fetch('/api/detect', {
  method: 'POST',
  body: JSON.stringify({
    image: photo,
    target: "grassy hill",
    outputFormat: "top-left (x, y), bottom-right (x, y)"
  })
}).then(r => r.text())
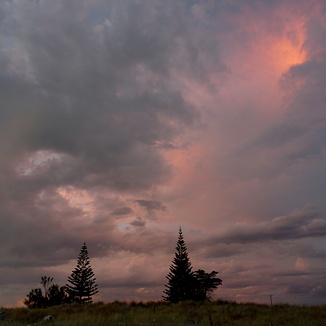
top-left (1, 300), bottom-right (326, 325)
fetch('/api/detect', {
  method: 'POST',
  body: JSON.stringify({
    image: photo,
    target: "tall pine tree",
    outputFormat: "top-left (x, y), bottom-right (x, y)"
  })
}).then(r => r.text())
top-left (66, 242), bottom-right (98, 303)
top-left (163, 227), bottom-right (196, 302)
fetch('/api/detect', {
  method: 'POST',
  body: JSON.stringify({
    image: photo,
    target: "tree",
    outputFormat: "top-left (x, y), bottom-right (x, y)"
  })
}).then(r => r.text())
top-left (66, 242), bottom-right (98, 303)
top-left (24, 276), bottom-right (69, 308)
top-left (47, 284), bottom-right (70, 306)
top-left (24, 288), bottom-right (45, 308)
top-left (163, 227), bottom-right (197, 302)
top-left (193, 269), bottom-right (222, 301)
top-left (163, 228), bottom-right (223, 303)
top-left (41, 276), bottom-right (53, 298)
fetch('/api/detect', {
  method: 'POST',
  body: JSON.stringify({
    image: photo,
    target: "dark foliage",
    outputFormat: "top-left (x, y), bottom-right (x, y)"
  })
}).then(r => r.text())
top-left (163, 228), bottom-right (222, 303)
top-left (163, 227), bottom-right (197, 302)
top-left (24, 276), bottom-right (69, 308)
top-left (24, 288), bottom-right (45, 309)
top-left (66, 242), bottom-right (99, 303)
top-left (193, 269), bottom-right (222, 301)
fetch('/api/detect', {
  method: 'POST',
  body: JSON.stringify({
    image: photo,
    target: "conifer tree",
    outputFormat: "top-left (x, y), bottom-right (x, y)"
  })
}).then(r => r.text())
top-left (163, 227), bottom-right (196, 302)
top-left (66, 242), bottom-right (98, 303)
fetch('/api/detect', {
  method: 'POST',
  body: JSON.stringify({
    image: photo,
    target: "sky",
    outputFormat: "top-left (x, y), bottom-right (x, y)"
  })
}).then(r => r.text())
top-left (0, 0), bottom-right (326, 307)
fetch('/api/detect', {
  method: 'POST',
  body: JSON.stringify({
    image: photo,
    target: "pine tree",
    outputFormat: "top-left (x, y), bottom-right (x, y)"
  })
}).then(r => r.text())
top-left (163, 227), bottom-right (196, 302)
top-left (66, 242), bottom-right (99, 303)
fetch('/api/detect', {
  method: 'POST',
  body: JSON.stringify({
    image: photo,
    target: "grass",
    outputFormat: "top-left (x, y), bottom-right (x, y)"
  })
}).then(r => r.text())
top-left (1, 300), bottom-right (326, 325)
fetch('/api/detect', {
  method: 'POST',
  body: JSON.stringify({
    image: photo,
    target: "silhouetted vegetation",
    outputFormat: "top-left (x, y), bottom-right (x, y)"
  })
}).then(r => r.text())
top-left (24, 242), bottom-right (98, 308)
top-left (66, 242), bottom-right (99, 303)
top-left (24, 276), bottom-right (70, 308)
top-left (163, 228), bottom-right (222, 303)
top-left (14, 233), bottom-right (326, 325)
top-left (193, 269), bottom-right (222, 301)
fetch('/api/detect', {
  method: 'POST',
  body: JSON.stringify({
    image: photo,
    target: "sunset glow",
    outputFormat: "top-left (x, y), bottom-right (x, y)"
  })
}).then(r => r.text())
top-left (1, 0), bottom-right (326, 307)
top-left (270, 27), bottom-right (307, 73)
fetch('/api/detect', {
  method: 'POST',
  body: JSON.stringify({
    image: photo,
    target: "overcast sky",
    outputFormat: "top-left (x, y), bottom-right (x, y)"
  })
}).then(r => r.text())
top-left (1, 0), bottom-right (326, 307)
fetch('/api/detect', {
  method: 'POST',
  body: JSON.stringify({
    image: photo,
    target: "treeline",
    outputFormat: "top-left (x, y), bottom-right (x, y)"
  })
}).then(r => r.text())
top-left (24, 228), bottom-right (222, 308)
top-left (24, 243), bottom-right (98, 308)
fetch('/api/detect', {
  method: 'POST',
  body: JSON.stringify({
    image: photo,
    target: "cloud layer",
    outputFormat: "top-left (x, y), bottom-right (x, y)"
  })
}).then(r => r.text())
top-left (0, 0), bottom-right (326, 306)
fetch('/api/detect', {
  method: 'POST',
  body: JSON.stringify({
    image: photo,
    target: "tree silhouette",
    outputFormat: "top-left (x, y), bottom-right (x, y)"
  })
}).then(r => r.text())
top-left (193, 269), bottom-right (222, 301)
top-left (47, 283), bottom-right (70, 306)
top-left (41, 276), bottom-right (53, 297)
top-left (24, 276), bottom-right (69, 308)
top-left (24, 288), bottom-right (45, 308)
top-left (66, 242), bottom-right (98, 303)
top-left (163, 227), bottom-right (197, 302)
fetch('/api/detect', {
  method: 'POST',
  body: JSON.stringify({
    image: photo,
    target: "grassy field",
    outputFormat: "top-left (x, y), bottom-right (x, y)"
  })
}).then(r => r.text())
top-left (1, 300), bottom-right (326, 325)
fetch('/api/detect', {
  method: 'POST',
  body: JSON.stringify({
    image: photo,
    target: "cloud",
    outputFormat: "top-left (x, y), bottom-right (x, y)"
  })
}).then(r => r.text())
top-left (212, 205), bottom-right (326, 245)
top-left (0, 0), bottom-right (205, 194)
top-left (0, 0), bottom-right (209, 284)
top-left (0, 0), bottom-right (326, 307)
top-left (130, 217), bottom-right (146, 228)
top-left (136, 200), bottom-right (166, 211)
top-left (112, 207), bottom-right (133, 216)
top-left (229, 10), bottom-right (326, 180)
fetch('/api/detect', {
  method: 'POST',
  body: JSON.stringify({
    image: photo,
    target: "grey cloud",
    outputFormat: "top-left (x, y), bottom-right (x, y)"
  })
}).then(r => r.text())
top-left (224, 12), bottom-right (326, 184)
top-left (1, 0), bottom-right (326, 307)
top-left (118, 228), bottom-right (174, 254)
top-left (136, 200), bottom-right (166, 212)
top-left (135, 199), bottom-right (166, 220)
top-left (285, 279), bottom-right (326, 298)
top-left (198, 243), bottom-right (247, 258)
top-left (99, 279), bottom-right (161, 290)
top-left (209, 205), bottom-right (326, 245)
top-left (285, 242), bottom-right (326, 259)
top-left (112, 207), bottom-right (133, 216)
top-left (0, 0), bottom-right (207, 194)
top-left (0, 0), bottom-right (215, 284)
top-left (274, 270), bottom-right (316, 278)
top-left (241, 124), bottom-right (305, 151)
top-left (130, 217), bottom-right (146, 228)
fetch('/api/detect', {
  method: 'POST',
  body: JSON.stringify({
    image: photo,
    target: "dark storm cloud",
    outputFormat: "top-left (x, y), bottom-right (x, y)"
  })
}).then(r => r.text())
top-left (0, 0), bottom-right (215, 277)
top-left (207, 206), bottom-right (326, 245)
top-left (0, 0), bottom-right (205, 193)
top-left (0, 188), bottom-right (87, 266)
